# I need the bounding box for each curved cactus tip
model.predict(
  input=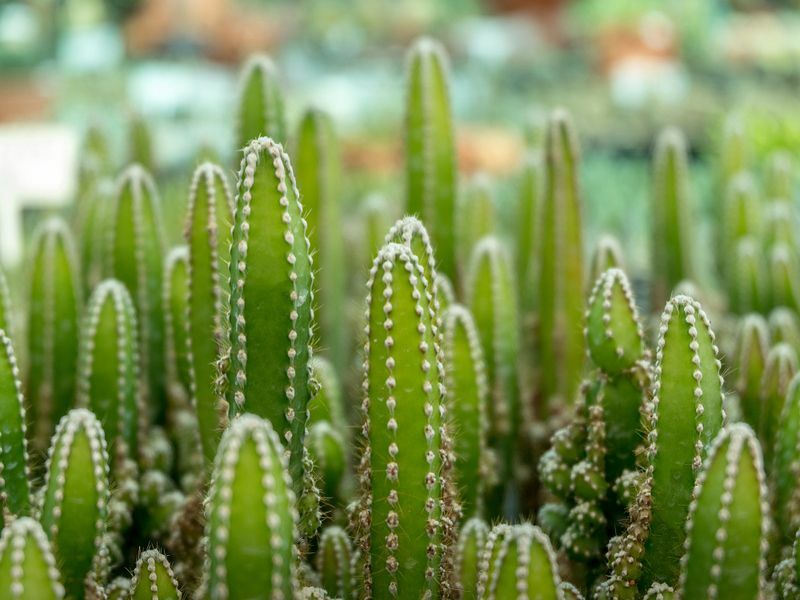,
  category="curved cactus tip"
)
[585,267,645,374]
[657,125,687,150]
[408,35,448,60]
[130,549,181,599]
[384,215,436,269]
[0,516,65,599]
[456,517,489,599]
[316,525,355,600]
